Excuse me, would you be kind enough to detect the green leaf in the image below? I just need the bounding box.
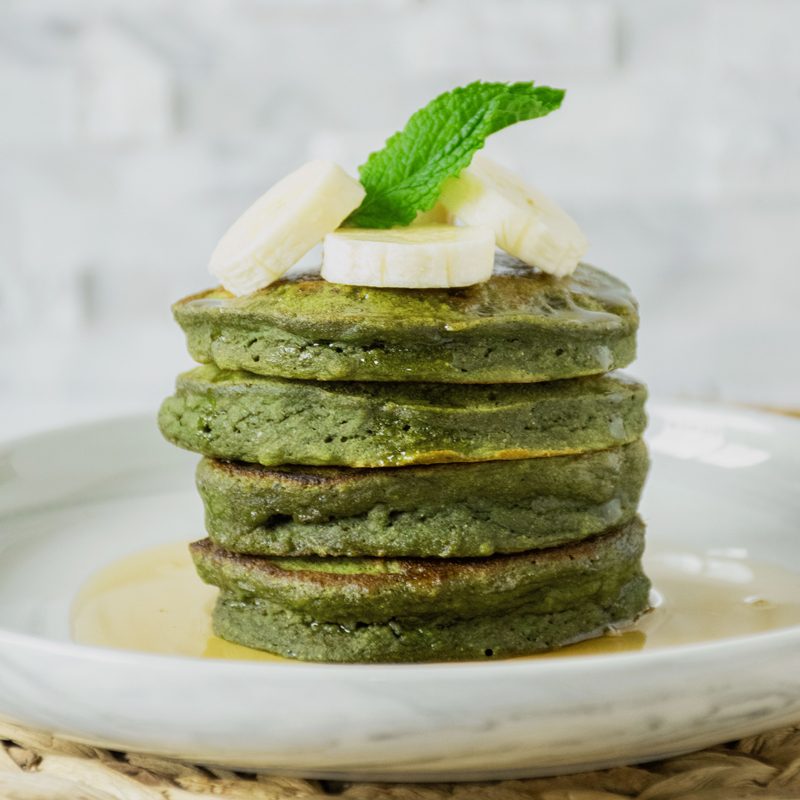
[345,81,564,229]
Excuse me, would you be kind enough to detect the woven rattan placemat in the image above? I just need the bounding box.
[2,721,800,799]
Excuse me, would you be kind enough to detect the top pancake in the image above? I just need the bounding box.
[174,255,638,383]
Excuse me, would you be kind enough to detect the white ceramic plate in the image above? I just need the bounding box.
[0,402,799,782]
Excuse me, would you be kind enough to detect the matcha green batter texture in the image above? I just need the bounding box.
[159,367,647,467]
[197,441,649,557]
[161,257,651,663]
[191,519,650,663]
[174,257,638,384]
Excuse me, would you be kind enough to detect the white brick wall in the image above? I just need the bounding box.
[79,21,174,143]
[1,0,799,438]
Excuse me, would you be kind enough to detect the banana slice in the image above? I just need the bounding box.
[439,155,587,277]
[210,160,365,295]
[411,203,451,225]
[321,224,495,288]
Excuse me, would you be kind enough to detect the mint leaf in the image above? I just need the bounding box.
[345,81,564,229]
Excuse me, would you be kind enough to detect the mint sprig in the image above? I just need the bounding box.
[345,81,564,229]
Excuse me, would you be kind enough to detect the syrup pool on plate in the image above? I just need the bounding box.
[70,542,800,662]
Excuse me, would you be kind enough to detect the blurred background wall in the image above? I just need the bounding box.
[1,0,798,438]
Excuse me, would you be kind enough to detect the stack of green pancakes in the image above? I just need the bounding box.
[159,254,651,663]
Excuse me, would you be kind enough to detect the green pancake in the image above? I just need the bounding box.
[196,441,649,557]
[191,519,650,662]
[158,367,647,468]
[173,257,638,383]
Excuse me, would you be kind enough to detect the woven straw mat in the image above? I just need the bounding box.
[2,720,800,799]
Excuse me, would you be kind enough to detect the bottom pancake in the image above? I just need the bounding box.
[212,573,649,663]
[191,518,650,663]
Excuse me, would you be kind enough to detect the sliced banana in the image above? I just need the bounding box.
[321,224,495,288]
[438,155,587,277]
[210,160,365,295]
[411,203,451,226]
